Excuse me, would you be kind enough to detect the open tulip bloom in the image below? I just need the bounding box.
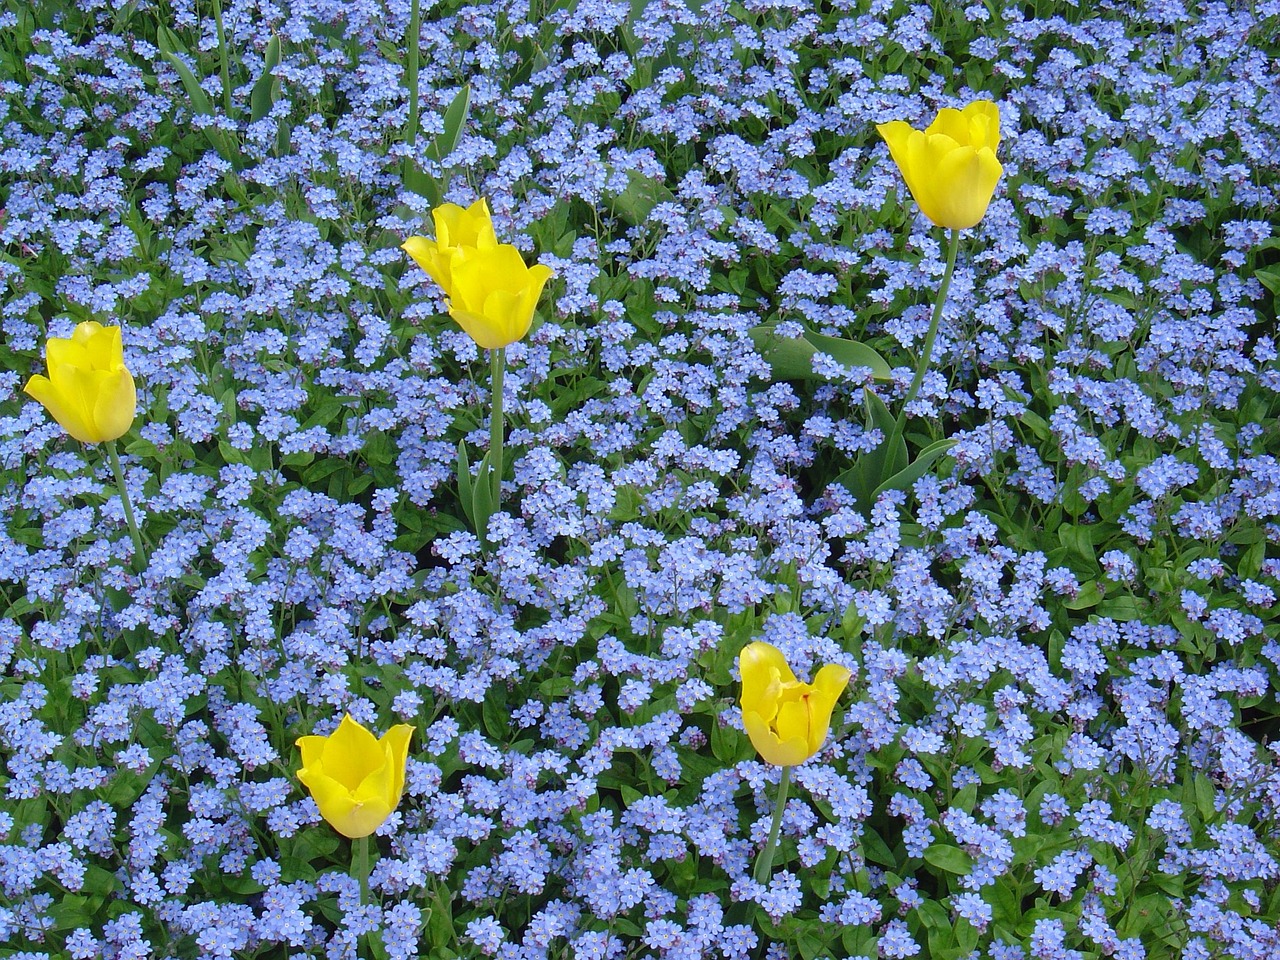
[739,640,851,767]
[876,100,1003,232]
[296,714,413,840]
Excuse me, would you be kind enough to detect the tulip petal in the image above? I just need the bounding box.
[24,373,96,444]
[926,107,970,145]
[91,368,136,443]
[962,100,1001,152]
[743,710,812,767]
[299,767,389,838]
[402,236,452,293]
[739,641,796,721]
[83,322,124,369]
[931,144,1004,230]
[382,724,414,806]
[321,715,385,792]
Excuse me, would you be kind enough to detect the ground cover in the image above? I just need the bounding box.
[1,0,1279,957]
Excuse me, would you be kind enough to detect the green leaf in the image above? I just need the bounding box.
[872,437,954,500]
[156,26,213,116]
[607,168,675,226]
[923,843,974,874]
[1256,266,1280,297]
[249,34,281,123]
[748,324,894,382]
[427,84,472,164]
[428,887,455,949]
[1062,579,1102,610]
[471,448,496,544]
[456,440,474,527]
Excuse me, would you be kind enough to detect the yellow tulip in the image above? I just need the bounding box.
[24,320,136,444]
[296,715,414,839]
[445,242,554,350]
[401,198,498,297]
[876,100,1003,230]
[739,641,851,767]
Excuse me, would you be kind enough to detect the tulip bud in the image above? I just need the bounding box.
[24,320,137,445]
[877,100,1003,231]
[296,715,414,839]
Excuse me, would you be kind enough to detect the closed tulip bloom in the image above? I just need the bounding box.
[401,198,498,296]
[296,715,414,839]
[740,641,851,767]
[24,320,136,445]
[446,242,554,350]
[876,100,1003,230]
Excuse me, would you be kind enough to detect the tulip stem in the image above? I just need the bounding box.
[405,0,420,146]
[105,440,146,572]
[490,346,505,515]
[879,229,962,482]
[354,834,371,905]
[752,765,791,885]
[901,228,961,415]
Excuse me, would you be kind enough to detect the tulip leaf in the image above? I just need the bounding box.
[831,392,908,511]
[456,440,474,527]
[156,26,213,117]
[427,84,471,164]
[404,162,439,204]
[748,324,893,382]
[607,168,675,226]
[249,34,281,123]
[471,448,497,544]
[871,437,954,500]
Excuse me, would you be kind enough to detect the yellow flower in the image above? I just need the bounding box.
[24,320,136,445]
[739,641,851,767]
[876,100,1004,230]
[445,241,554,350]
[296,715,414,839]
[401,198,498,297]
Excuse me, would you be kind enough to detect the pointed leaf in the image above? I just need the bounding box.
[249,34,281,122]
[427,84,471,164]
[471,449,496,544]
[873,437,954,498]
[156,27,213,116]
[456,440,474,527]
[749,324,893,381]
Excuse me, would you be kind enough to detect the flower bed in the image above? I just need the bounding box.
[1,0,1279,958]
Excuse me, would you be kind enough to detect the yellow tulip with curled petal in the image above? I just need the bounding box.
[739,641,851,767]
[24,320,136,444]
[400,198,498,297]
[876,100,1003,231]
[296,715,414,839]
[445,241,554,350]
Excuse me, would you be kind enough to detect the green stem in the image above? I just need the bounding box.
[405,0,421,146]
[886,228,963,457]
[105,440,146,572]
[490,347,505,514]
[752,765,791,885]
[212,0,232,116]
[354,834,371,905]
[903,227,961,412]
